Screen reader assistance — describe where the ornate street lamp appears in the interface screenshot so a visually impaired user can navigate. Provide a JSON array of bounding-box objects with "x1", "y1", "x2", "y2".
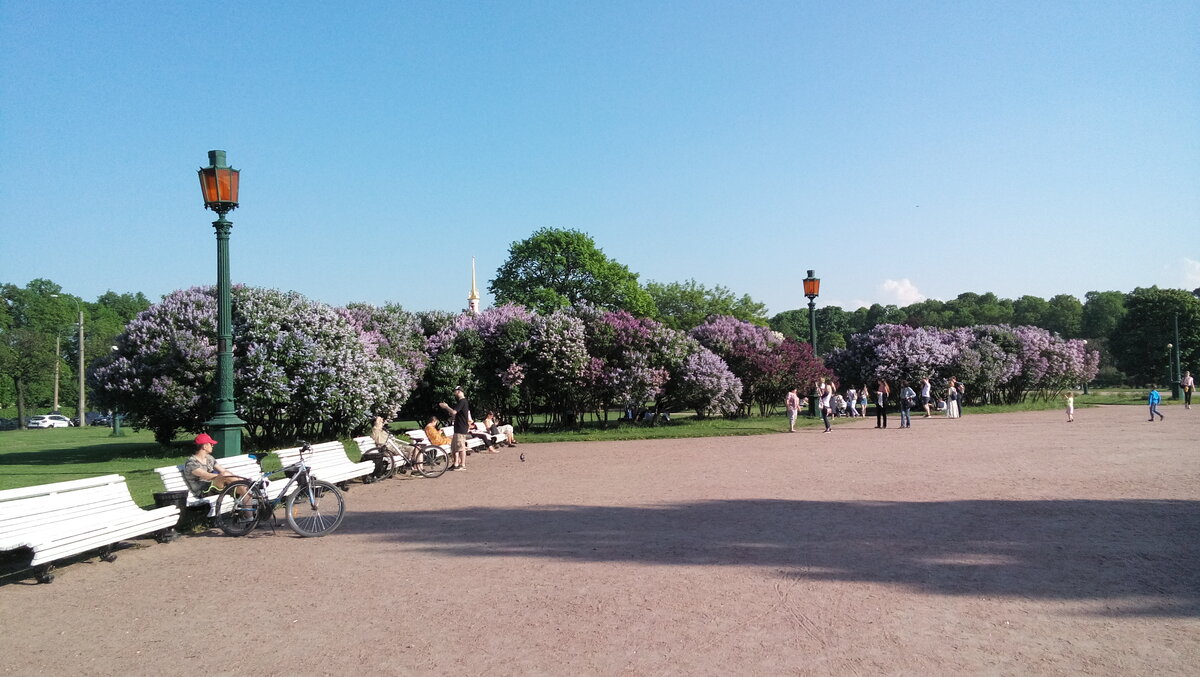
[
  {"x1": 803, "y1": 270, "x2": 820, "y2": 417},
  {"x1": 198, "y1": 150, "x2": 246, "y2": 458}
]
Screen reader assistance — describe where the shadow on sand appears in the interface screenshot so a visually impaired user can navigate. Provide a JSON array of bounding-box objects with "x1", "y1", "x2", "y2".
[{"x1": 344, "y1": 498, "x2": 1198, "y2": 617}]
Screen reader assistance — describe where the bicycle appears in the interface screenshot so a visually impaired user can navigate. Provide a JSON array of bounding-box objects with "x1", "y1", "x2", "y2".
[
  {"x1": 213, "y1": 442, "x2": 346, "y2": 537},
  {"x1": 364, "y1": 432, "x2": 452, "y2": 481}
]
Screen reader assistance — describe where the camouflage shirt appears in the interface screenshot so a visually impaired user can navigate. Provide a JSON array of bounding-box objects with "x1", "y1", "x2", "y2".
[{"x1": 182, "y1": 454, "x2": 218, "y2": 497}]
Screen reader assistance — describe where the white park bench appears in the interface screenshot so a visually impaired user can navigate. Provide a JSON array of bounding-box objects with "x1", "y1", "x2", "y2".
[
  {"x1": 272, "y1": 440, "x2": 373, "y2": 488},
  {"x1": 351, "y1": 433, "x2": 454, "y2": 476},
  {"x1": 154, "y1": 454, "x2": 280, "y2": 517},
  {"x1": 0, "y1": 474, "x2": 181, "y2": 583},
  {"x1": 417, "y1": 426, "x2": 492, "y2": 451}
]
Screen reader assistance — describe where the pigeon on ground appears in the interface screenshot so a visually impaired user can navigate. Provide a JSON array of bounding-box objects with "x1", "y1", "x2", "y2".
[{"x1": 520, "y1": 453, "x2": 525, "y2": 462}]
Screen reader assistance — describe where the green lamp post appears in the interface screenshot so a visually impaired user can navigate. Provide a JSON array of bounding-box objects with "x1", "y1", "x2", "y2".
[
  {"x1": 803, "y1": 270, "x2": 821, "y2": 417},
  {"x1": 198, "y1": 150, "x2": 246, "y2": 458},
  {"x1": 1171, "y1": 313, "x2": 1182, "y2": 399}
]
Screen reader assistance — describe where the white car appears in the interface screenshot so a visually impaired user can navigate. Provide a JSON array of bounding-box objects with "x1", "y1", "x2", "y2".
[{"x1": 27, "y1": 414, "x2": 73, "y2": 429}]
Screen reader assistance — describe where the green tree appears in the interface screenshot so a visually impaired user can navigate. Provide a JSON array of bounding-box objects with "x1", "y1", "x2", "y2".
[
  {"x1": 489, "y1": 228, "x2": 655, "y2": 315},
  {"x1": 646, "y1": 279, "x2": 767, "y2": 330},
  {"x1": 1013, "y1": 295, "x2": 1050, "y2": 327},
  {"x1": 899, "y1": 298, "x2": 952, "y2": 328},
  {"x1": 1081, "y1": 291, "x2": 1126, "y2": 339},
  {"x1": 815, "y1": 306, "x2": 851, "y2": 351},
  {"x1": 1109, "y1": 287, "x2": 1200, "y2": 385},
  {"x1": 1044, "y1": 294, "x2": 1083, "y2": 338},
  {"x1": 1, "y1": 280, "x2": 70, "y2": 425},
  {"x1": 769, "y1": 309, "x2": 807, "y2": 341},
  {"x1": 769, "y1": 306, "x2": 851, "y2": 350}
]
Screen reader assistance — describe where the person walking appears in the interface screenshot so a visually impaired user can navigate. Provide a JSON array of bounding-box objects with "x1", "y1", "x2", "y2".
[
  {"x1": 920, "y1": 377, "x2": 932, "y2": 418},
  {"x1": 874, "y1": 379, "x2": 891, "y2": 429},
  {"x1": 1183, "y1": 371, "x2": 1194, "y2": 410},
  {"x1": 859, "y1": 385, "x2": 870, "y2": 421},
  {"x1": 898, "y1": 381, "x2": 915, "y2": 428},
  {"x1": 1148, "y1": 388, "x2": 1164, "y2": 422},
  {"x1": 785, "y1": 387, "x2": 802, "y2": 432},
  {"x1": 946, "y1": 378, "x2": 960, "y2": 418},
  {"x1": 817, "y1": 378, "x2": 834, "y2": 433},
  {"x1": 846, "y1": 386, "x2": 859, "y2": 417},
  {"x1": 1065, "y1": 392, "x2": 1075, "y2": 423},
  {"x1": 956, "y1": 382, "x2": 966, "y2": 416}
]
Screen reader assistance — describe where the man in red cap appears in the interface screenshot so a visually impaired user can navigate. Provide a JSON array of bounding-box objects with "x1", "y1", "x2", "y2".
[{"x1": 182, "y1": 433, "x2": 244, "y2": 498}]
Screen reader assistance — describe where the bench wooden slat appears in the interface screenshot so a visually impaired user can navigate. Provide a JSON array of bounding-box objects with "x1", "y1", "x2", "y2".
[
  {"x1": 272, "y1": 441, "x2": 373, "y2": 485},
  {"x1": 0, "y1": 475, "x2": 179, "y2": 567}
]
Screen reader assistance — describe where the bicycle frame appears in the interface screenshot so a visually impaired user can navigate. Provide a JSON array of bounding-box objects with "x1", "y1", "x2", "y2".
[{"x1": 244, "y1": 447, "x2": 320, "y2": 516}]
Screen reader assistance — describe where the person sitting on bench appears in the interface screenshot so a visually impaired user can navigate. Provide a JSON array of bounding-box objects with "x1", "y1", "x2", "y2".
[
  {"x1": 486, "y1": 411, "x2": 518, "y2": 447},
  {"x1": 423, "y1": 415, "x2": 451, "y2": 446},
  {"x1": 182, "y1": 434, "x2": 244, "y2": 498}
]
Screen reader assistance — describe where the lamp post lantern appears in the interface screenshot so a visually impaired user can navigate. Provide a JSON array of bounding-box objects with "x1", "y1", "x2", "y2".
[
  {"x1": 198, "y1": 150, "x2": 245, "y2": 458},
  {"x1": 803, "y1": 270, "x2": 821, "y2": 417}
]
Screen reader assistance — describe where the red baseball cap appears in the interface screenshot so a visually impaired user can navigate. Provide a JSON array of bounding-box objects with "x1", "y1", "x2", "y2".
[{"x1": 194, "y1": 433, "x2": 218, "y2": 446}]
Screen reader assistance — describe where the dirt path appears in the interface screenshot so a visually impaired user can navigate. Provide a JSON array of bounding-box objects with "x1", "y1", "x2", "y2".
[{"x1": 2, "y1": 407, "x2": 1197, "y2": 675}]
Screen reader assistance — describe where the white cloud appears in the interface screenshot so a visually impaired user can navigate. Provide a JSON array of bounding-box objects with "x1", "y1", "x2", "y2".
[
  {"x1": 1183, "y1": 258, "x2": 1200, "y2": 289},
  {"x1": 879, "y1": 279, "x2": 927, "y2": 306}
]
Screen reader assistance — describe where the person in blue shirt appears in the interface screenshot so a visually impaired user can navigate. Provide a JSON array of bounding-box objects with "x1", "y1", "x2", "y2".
[{"x1": 1148, "y1": 388, "x2": 1164, "y2": 422}]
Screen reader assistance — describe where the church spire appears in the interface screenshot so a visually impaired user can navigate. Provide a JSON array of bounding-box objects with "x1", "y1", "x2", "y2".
[{"x1": 468, "y1": 256, "x2": 480, "y2": 315}]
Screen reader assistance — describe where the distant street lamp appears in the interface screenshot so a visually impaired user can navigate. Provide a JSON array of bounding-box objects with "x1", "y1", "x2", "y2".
[
  {"x1": 1081, "y1": 339, "x2": 1089, "y2": 395},
  {"x1": 803, "y1": 270, "x2": 821, "y2": 417},
  {"x1": 1171, "y1": 313, "x2": 1182, "y2": 399},
  {"x1": 198, "y1": 150, "x2": 245, "y2": 458},
  {"x1": 49, "y1": 295, "x2": 85, "y2": 422}
]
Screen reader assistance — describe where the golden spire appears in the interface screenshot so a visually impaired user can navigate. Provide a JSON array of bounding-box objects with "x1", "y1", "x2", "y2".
[{"x1": 468, "y1": 256, "x2": 480, "y2": 314}]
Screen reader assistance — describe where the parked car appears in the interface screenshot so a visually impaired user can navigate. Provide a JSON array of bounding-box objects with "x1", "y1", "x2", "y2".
[
  {"x1": 89, "y1": 413, "x2": 112, "y2": 426},
  {"x1": 0, "y1": 418, "x2": 18, "y2": 430},
  {"x1": 27, "y1": 414, "x2": 73, "y2": 429}
]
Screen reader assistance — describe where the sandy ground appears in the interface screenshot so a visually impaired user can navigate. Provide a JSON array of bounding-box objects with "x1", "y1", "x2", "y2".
[{"x1": 1, "y1": 406, "x2": 1197, "y2": 676}]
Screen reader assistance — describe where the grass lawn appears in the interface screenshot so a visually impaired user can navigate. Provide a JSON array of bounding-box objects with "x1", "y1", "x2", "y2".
[
  {"x1": 0, "y1": 427, "x2": 196, "y2": 507},
  {"x1": 0, "y1": 392, "x2": 1170, "y2": 505}
]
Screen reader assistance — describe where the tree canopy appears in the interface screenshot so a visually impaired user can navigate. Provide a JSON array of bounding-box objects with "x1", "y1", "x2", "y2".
[
  {"x1": 645, "y1": 279, "x2": 768, "y2": 330},
  {"x1": 489, "y1": 228, "x2": 655, "y2": 316},
  {"x1": 1109, "y1": 287, "x2": 1200, "y2": 385}
]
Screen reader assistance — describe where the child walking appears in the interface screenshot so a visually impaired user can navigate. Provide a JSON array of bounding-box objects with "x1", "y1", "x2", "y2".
[{"x1": 1065, "y1": 392, "x2": 1074, "y2": 423}]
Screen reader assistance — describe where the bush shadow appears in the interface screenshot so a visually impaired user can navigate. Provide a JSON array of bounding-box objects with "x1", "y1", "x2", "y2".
[
  {"x1": 345, "y1": 498, "x2": 1199, "y2": 617},
  {"x1": 0, "y1": 443, "x2": 188, "y2": 466}
]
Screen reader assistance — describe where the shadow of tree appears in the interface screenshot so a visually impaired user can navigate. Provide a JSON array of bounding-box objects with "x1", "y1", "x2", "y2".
[
  {"x1": 345, "y1": 498, "x2": 1198, "y2": 617},
  {"x1": 0, "y1": 443, "x2": 188, "y2": 465}
]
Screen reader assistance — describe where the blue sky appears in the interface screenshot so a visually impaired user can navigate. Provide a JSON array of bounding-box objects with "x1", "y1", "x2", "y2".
[{"x1": 2, "y1": 1, "x2": 1197, "y2": 316}]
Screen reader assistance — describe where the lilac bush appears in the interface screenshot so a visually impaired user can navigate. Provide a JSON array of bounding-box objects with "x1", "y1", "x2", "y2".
[
  {"x1": 649, "y1": 323, "x2": 742, "y2": 417},
  {"x1": 412, "y1": 304, "x2": 537, "y2": 419},
  {"x1": 826, "y1": 322, "x2": 1100, "y2": 403},
  {"x1": 90, "y1": 286, "x2": 412, "y2": 446},
  {"x1": 691, "y1": 315, "x2": 828, "y2": 415},
  {"x1": 340, "y1": 303, "x2": 427, "y2": 414}
]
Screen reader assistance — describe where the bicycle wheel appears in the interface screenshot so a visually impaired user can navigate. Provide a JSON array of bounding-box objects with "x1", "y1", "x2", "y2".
[
  {"x1": 416, "y1": 446, "x2": 451, "y2": 478},
  {"x1": 284, "y1": 480, "x2": 345, "y2": 537},
  {"x1": 378, "y1": 450, "x2": 398, "y2": 481},
  {"x1": 363, "y1": 451, "x2": 395, "y2": 483},
  {"x1": 214, "y1": 480, "x2": 263, "y2": 537}
]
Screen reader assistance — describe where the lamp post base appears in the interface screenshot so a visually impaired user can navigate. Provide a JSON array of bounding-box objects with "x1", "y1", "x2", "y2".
[{"x1": 205, "y1": 414, "x2": 246, "y2": 459}]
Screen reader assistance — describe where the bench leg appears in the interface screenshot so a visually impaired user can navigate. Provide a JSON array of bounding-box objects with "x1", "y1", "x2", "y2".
[
  {"x1": 337, "y1": 481, "x2": 351, "y2": 492},
  {"x1": 99, "y1": 546, "x2": 118, "y2": 563},
  {"x1": 155, "y1": 528, "x2": 177, "y2": 543},
  {"x1": 36, "y1": 564, "x2": 55, "y2": 584}
]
